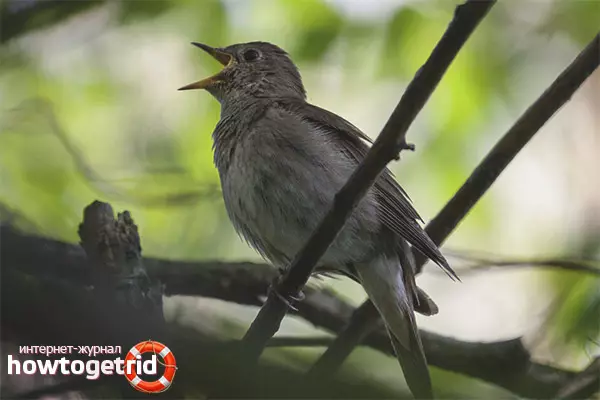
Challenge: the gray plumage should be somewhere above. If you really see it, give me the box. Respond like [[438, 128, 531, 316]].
[[181, 41, 458, 399]]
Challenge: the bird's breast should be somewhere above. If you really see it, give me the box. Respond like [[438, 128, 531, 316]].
[[217, 127, 381, 266], [221, 147, 326, 253]]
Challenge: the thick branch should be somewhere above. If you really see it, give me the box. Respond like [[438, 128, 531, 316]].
[[318, 31, 600, 376], [1, 226, 583, 398], [240, 0, 496, 363], [2, 267, 393, 399]]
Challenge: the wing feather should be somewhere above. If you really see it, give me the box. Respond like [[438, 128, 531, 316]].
[[276, 99, 458, 281]]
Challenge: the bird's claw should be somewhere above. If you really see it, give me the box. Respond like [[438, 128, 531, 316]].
[[268, 285, 304, 312], [290, 290, 305, 302]]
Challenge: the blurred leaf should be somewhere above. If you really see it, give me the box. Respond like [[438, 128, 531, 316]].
[[380, 7, 433, 79], [179, 101, 221, 182], [542, 1, 600, 45], [550, 231, 600, 351], [0, 125, 82, 240], [0, 0, 103, 43], [340, 21, 382, 81], [280, 0, 343, 61], [118, 0, 175, 24], [179, 0, 227, 43], [552, 275, 600, 349], [380, 6, 511, 243]]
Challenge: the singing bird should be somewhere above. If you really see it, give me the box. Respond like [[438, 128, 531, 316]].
[[179, 41, 458, 398]]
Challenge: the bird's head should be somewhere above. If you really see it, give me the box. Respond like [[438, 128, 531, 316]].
[[179, 41, 306, 103]]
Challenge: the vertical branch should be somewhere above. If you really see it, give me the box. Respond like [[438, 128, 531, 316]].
[[240, 0, 496, 362]]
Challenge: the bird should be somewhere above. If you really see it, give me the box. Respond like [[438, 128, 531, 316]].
[[179, 41, 458, 399]]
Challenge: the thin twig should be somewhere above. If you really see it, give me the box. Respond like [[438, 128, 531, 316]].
[[555, 357, 600, 399], [265, 337, 334, 348], [452, 259, 600, 276], [240, 0, 496, 363], [444, 250, 600, 275], [313, 32, 600, 376]]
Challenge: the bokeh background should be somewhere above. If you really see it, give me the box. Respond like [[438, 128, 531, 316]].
[[1, 0, 599, 397]]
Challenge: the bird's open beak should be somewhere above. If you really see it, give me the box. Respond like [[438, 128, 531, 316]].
[[178, 43, 234, 91]]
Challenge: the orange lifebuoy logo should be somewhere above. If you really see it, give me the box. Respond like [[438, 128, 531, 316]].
[[125, 340, 177, 393]]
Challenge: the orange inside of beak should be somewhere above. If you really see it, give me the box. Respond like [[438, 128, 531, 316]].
[[178, 43, 233, 91]]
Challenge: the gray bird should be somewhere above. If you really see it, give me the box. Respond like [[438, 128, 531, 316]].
[[179, 41, 458, 399]]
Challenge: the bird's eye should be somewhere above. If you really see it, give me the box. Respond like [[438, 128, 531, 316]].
[[242, 49, 260, 62]]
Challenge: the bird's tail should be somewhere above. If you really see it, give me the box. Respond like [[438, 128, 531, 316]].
[[356, 256, 433, 399]]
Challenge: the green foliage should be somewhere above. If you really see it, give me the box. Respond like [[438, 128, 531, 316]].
[[0, 0, 103, 42], [549, 233, 600, 355], [559, 277, 599, 346], [542, 0, 600, 45], [283, 0, 343, 61], [1, 0, 598, 396], [118, 0, 175, 23], [381, 7, 434, 79]]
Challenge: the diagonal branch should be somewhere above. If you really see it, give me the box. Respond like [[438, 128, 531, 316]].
[[418, 31, 600, 268], [240, 0, 496, 363], [311, 32, 600, 376]]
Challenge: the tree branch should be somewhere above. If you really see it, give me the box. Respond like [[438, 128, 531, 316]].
[[555, 357, 600, 399], [3, 267, 395, 399], [2, 225, 583, 398], [78, 200, 164, 321], [265, 337, 334, 348], [316, 31, 600, 376], [418, 31, 600, 267], [451, 257, 600, 276], [240, 0, 496, 363]]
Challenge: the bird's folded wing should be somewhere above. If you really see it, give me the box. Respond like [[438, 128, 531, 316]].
[[275, 99, 459, 281]]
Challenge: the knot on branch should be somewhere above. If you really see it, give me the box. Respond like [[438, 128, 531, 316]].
[[393, 141, 416, 161], [402, 141, 416, 152]]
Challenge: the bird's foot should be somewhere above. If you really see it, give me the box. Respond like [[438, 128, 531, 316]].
[[268, 285, 305, 312]]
